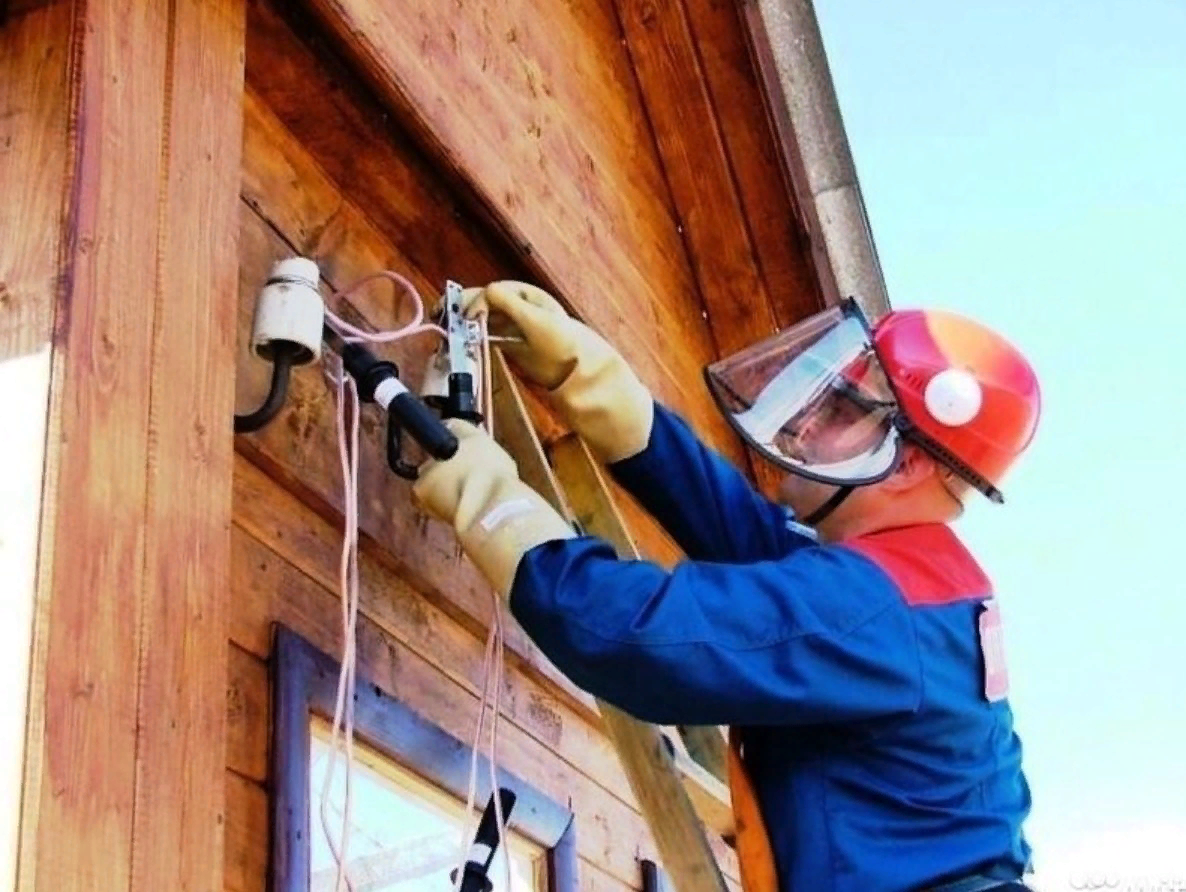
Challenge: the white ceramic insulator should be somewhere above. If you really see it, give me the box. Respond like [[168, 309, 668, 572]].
[[251, 257, 324, 364]]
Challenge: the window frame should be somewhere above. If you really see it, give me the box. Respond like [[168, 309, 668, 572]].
[[271, 624, 577, 892]]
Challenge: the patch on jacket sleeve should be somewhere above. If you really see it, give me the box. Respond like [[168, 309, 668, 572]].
[[978, 599, 1009, 702]]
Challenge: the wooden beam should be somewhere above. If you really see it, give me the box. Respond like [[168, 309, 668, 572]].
[[129, 3, 244, 891], [609, 0, 796, 505], [0, 5, 72, 889], [20, 2, 170, 886], [18, 1, 245, 890]]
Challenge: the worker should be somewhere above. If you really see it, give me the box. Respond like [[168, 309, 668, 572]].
[[412, 282, 1041, 892]]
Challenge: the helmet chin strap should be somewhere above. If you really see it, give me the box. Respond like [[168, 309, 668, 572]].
[[802, 484, 855, 527]]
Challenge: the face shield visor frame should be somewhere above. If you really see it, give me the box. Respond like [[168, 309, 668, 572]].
[[703, 299, 911, 488]]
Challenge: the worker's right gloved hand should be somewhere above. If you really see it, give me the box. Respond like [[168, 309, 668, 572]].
[[413, 419, 574, 598], [463, 281, 654, 464]]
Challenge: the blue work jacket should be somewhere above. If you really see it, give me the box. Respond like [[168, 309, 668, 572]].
[[508, 404, 1032, 892]]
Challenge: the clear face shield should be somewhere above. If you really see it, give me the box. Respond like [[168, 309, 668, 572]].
[[705, 300, 907, 487]]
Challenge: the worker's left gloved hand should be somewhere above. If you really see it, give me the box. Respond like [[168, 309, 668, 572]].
[[459, 281, 654, 465], [412, 419, 575, 597]]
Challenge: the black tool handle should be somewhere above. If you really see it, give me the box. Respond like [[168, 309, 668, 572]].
[[454, 788, 518, 892], [391, 391, 458, 460]]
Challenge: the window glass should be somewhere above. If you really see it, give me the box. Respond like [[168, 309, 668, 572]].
[[309, 719, 547, 892]]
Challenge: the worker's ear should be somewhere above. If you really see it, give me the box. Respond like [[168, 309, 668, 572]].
[[881, 445, 937, 493]]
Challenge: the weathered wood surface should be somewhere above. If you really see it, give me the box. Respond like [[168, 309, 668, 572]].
[[129, 4, 244, 892], [616, 0, 781, 355], [0, 6, 70, 888], [614, 0, 824, 498], [286, 0, 744, 467], [18, 3, 244, 892], [226, 521, 740, 886]]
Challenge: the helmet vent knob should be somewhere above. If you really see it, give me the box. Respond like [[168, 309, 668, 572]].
[[924, 368, 982, 426]]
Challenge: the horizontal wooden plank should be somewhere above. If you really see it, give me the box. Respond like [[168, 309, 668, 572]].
[[227, 644, 270, 784], [225, 772, 267, 892], [243, 1, 513, 306], [227, 526, 739, 885], [231, 444, 599, 729], [261, 0, 743, 464]]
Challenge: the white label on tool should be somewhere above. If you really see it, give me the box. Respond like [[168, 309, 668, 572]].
[[480, 499, 535, 533], [373, 376, 409, 409], [467, 842, 493, 866]]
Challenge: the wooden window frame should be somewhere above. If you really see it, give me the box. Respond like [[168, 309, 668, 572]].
[[270, 625, 578, 892]]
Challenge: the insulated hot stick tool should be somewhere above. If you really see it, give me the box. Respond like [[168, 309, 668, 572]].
[[453, 789, 518, 892]]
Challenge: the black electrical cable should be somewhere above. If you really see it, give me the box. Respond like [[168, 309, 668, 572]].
[[233, 343, 300, 434]]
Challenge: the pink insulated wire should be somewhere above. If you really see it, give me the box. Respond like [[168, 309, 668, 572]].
[[319, 272, 512, 892]]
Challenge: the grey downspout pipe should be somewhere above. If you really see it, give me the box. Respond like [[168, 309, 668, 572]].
[[741, 0, 892, 320]]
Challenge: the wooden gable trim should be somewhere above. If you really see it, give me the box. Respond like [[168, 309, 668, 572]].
[[740, 0, 892, 319]]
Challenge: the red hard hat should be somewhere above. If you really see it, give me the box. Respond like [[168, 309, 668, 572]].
[[873, 309, 1041, 501]]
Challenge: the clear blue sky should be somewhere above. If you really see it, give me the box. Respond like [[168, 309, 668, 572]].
[[815, 1, 1186, 884]]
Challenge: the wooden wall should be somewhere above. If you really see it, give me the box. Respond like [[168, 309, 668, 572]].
[[226, 2, 777, 889], [5, 0, 824, 887]]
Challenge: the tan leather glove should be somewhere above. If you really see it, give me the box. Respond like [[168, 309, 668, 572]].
[[412, 419, 574, 597], [464, 281, 654, 464]]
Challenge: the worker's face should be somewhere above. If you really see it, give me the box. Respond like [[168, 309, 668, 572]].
[[775, 446, 961, 540], [778, 388, 888, 467]]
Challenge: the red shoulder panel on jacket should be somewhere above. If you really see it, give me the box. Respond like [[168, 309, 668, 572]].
[[841, 524, 992, 606]]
